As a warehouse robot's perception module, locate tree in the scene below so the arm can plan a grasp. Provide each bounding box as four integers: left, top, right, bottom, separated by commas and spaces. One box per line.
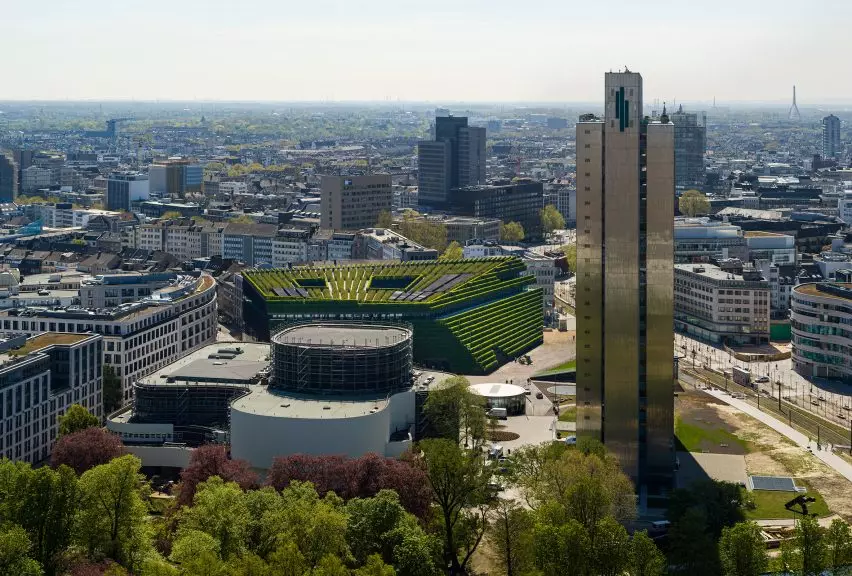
825, 518, 852, 572
489, 499, 535, 576
0, 524, 43, 576
179, 477, 250, 560
354, 554, 396, 576
540, 204, 565, 236
533, 519, 589, 576
52, 427, 125, 475
177, 444, 258, 506
668, 480, 744, 540
169, 529, 223, 576
590, 516, 631, 576
375, 210, 394, 229
75, 455, 150, 570
419, 439, 489, 575
668, 507, 718, 576
422, 376, 486, 448
795, 515, 827, 576
102, 366, 122, 415
58, 404, 99, 437
678, 189, 710, 217
562, 243, 576, 273
719, 522, 768, 576
160, 211, 183, 220
440, 241, 463, 261
500, 221, 525, 243
628, 530, 666, 576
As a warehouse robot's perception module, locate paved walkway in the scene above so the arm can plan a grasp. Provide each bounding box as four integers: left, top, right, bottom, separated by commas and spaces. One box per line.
704, 388, 852, 483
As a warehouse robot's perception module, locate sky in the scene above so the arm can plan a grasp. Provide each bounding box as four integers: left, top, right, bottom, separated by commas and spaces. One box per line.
1, 0, 849, 104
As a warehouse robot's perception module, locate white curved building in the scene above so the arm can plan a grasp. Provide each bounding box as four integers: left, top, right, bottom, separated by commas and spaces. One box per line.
791, 282, 852, 382
469, 382, 527, 415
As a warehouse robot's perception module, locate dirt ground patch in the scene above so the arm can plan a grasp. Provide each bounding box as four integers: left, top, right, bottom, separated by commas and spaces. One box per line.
678, 387, 852, 520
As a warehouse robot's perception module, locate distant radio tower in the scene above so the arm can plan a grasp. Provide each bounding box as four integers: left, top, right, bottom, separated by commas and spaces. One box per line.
788, 85, 801, 121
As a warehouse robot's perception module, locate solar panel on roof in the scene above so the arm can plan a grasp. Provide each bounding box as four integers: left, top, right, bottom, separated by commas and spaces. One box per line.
423, 274, 459, 293
749, 475, 797, 492
489, 384, 502, 394
272, 287, 287, 297
439, 273, 473, 291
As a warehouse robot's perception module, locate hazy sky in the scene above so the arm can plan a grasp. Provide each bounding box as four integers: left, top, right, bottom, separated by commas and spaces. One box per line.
2, 0, 849, 104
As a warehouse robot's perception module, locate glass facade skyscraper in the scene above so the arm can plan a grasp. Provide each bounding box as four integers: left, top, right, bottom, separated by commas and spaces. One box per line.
575, 71, 675, 492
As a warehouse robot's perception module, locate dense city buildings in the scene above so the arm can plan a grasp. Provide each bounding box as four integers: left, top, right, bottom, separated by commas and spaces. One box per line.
576, 71, 675, 490
791, 282, 852, 382
0, 332, 103, 463
0, 152, 17, 203
670, 105, 707, 193
418, 116, 486, 208
320, 174, 392, 230
674, 218, 748, 263
674, 262, 771, 345
106, 171, 149, 211
450, 180, 544, 239
823, 114, 841, 160
149, 158, 202, 199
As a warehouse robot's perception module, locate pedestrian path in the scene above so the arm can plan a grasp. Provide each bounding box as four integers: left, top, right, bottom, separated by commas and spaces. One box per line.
703, 388, 852, 484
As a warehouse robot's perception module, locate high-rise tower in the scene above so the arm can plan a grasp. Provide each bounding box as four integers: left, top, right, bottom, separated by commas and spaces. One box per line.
823, 114, 841, 159
576, 71, 675, 491
789, 85, 801, 121
0, 152, 17, 203
417, 116, 486, 209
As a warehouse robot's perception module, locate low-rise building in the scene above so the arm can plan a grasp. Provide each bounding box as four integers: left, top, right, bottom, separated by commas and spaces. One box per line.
355, 228, 438, 261
674, 218, 748, 263
0, 332, 103, 463
674, 262, 770, 345
744, 231, 796, 265
791, 282, 852, 382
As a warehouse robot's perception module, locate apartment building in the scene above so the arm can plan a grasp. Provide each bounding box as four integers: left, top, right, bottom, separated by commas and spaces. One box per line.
674, 263, 770, 345
272, 228, 310, 266
0, 274, 217, 404
0, 332, 103, 463
355, 228, 439, 261
791, 282, 852, 382
320, 175, 393, 230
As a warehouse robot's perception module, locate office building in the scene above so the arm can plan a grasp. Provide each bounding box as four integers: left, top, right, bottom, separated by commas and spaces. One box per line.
744, 231, 796, 265
576, 72, 675, 490
0, 332, 103, 463
106, 172, 149, 211
670, 105, 706, 193
0, 152, 18, 203
674, 218, 748, 263
823, 114, 841, 160
418, 116, 486, 208
791, 282, 852, 382
674, 263, 770, 345
21, 166, 52, 191
354, 228, 439, 261
450, 179, 544, 239
150, 158, 202, 199
320, 174, 392, 230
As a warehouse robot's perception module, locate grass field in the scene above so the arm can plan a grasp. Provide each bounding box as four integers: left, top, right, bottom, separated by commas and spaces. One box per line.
742, 482, 830, 520
675, 416, 751, 453
533, 359, 576, 378
558, 406, 577, 422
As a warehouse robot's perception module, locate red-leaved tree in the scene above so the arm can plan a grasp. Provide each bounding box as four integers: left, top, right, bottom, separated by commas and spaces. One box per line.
266, 452, 432, 518
177, 444, 258, 506
51, 427, 126, 475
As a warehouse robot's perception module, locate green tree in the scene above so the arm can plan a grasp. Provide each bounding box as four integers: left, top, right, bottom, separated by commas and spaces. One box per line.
75, 455, 150, 570
678, 189, 710, 217
267, 541, 307, 576
500, 221, 525, 243
440, 241, 463, 261
669, 508, 718, 576
719, 522, 768, 576
354, 554, 396, 576
540, 204, 565, 236
179, 476, 250, 560
170, 529, 223, 576
533, 519, 589, 576
422, 376, 486, 448
0, 524, 43, 576
419, 439, 489, 575
58, 404, 99, 437
795, 515, 827, 576
628, 530, 666, 576
562, 243, 576, 273
375, 210, 394, 229
103, 365, 123, 415
489, 499, 535, 576
825, 518, 852, 572
591, 516, 631, 576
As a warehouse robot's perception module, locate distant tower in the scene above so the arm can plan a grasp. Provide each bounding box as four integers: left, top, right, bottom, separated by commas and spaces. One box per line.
789, 85, 801, 121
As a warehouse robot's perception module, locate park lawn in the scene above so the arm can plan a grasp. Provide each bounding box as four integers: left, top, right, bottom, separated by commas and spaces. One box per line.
675, 416, 751, 453
558, 406, 577, 422
533, 359, 577, 378
742, 482, 830, 520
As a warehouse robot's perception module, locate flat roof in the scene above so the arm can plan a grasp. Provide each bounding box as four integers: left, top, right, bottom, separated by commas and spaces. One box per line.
139, 342, 270, 385
794, 282, 852, 301
469, 382, 527, 398
8, 332, 94, 358
232, 386, 389, 419
274, 324, 410, 347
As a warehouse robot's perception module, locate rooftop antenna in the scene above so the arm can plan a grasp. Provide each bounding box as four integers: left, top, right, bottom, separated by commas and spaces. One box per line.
789, 85, 801, 121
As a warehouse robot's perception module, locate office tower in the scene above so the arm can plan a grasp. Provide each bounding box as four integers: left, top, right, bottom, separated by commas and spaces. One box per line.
0, 152, 18, 203
320, 174, 393, 230
451, 179, 544, 238
418, 116, 486, 208
107, 172, 150, 211
150, 158, 202, 199
576, 71, 675, 491
823, 114, 841, 159
670, 105, 706, 194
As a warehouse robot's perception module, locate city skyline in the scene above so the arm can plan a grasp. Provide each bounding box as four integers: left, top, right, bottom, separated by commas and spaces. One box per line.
1, 0, 850, 103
